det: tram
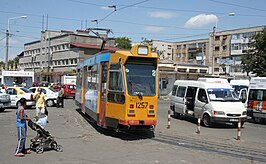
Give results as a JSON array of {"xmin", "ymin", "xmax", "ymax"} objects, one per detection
[{"xmin": 75, "ymin": 44, "xmax": 158, "ymax": 130}]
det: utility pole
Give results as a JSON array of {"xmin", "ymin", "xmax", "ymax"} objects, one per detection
[
  {"xmin": 5, "ymin": 30, "xmax": 9, "ymax": 70},
  {"xmin": 212, "ymin": 26, "xmax": 216, "ymax": 75}
]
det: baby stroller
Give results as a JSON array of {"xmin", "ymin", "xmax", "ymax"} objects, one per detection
[{"xmin": 28, "ymin": 120, "xmax": 63, "ymax": 154}]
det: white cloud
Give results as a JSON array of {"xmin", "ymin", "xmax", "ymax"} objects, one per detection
[
  {"xmin": 100, "ymin": 6, "xmax": 110, "ymax": 10},
  {"xmin": 144, "ymin": 26, "xmax": 165, "ymax": 33},
  {"xmin": 184, "ymin": 14, "xmax": 217, "ymax": 28},
  {"xmin": 148, "ymin": 11, "xmax": 176, "ymax": 19}
]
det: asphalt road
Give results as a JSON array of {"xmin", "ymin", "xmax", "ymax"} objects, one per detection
[{"xmin": 0, "ymin": 99, "xmax": 265, "ymax": 164}]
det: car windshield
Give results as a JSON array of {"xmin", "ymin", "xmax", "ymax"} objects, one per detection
[
  {"xmin": 125, "ymin": 62, "xmax": 156, "ymax": 96},
  {"xmin": 20, "ymin": 88, "xmax": 31, "ymax": 93},
  {"xmin": 48, "ymin": 88, "xmax": 56, "ymax": 92},
  {"xmin": 207, "ymin": 88, "xmax": 239, "ymax": 102}
]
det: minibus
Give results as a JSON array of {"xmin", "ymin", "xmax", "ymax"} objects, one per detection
[{"xmin": 170, "ymin": 80, "xmax": 247, "ymax": 127}]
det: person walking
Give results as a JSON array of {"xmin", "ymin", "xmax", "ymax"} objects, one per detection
[
  {"xmin": 15, "ymin": 99, "xmax": 31, "ymax": 157},
  {"xmin": 1, "ymin": 84, "xmax": 7, "ymax": 93},
  {"xmin": 57, "ymin": 87, "xmax": 64, "ymax": 108},
  {"xmin": 34, "ymin": 87, "xmax": 47, "ymax": 117}
]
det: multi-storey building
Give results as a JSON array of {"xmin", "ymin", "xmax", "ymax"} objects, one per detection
[
  {"xmin": 209, "ymin": 26, "xmax": 265, "ymax": 77},
  {"xmin": 173, "ymin": 39, "xmax": 209, "ymax": 65},
  {"xmin": 149, "ymin": 40, "xmax": 173, "ymax": 60},
  {"xmin": 19, "ymin": 30, "xmax": 116, "ymax": 83}
]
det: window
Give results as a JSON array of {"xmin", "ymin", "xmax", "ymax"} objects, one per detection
[
  {"xmin": 66, "ymin": 59, "xmax": 69, "ymax": 65},
  {"xmin": 222, "ymin": 45, "xmax": 227, "ymax": 51},
  {"xmin": 108, "ymin": 63, "xmax": 123, "ymax": 92},
  {"xmin": 87, "ymin": 64, "xmax": 98, "ymax": 90},
  {"xmin": 160, "ymin": 78, "xmax": 168, "ymax": 89},
  {"xmin": 108, "ymin": 63, "xmax": 125, "ymax": 104},
  {"xmin": 172, "ymin": 85, "xmax": 178, "ymax": 95},
  {"xmin": 215, "ymin": 46, "xmax": 220, "ymax": 51},
  {"xmin": 198, "ymin": 88, "xmax": 208, "ymax": 103},
  {"xmin": 7, "ymin": 88, "xmax": 17, "ymax": 95},
  {"xmin": 215, "ymin": 36, "xmax": 220, "ymax": 41},
  {"xmin": 176, "ymin": 86, "xmax": 186, "ymax": 97}
]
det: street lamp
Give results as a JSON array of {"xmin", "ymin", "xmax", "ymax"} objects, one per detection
[
  {"xmin": 211, "ymin": 13, "xmax": 235, "ymax": 75},
  {"xmin": 215, "ymin": 12, "xmax": 235, "ymax": 31},
  {"xmin": 5, "ymin": 16, "xmax": 27, "ymax": 70}
]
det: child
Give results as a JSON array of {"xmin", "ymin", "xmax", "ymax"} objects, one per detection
[{"xmin": 15, "ymin": 99, "xmax": 31, "ymax": 157}]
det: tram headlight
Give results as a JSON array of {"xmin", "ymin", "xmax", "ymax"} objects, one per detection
[
  {"xmin": 148, "ymin": 110, "xmax": 155, "ymax": 115},
  {"xmin": 128, "ymin": 110, "xmax": 135, "ymax": 115}
]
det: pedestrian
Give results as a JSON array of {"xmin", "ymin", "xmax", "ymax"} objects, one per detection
[
  {"xmin": 57, "ymin": 87, "xmax": 64, "ymax": 108},
  {"xmin": 21, "ymin": 80, "xmax": 27, "ymax": 88},
  {"xmin": 34, "ymin": 87, "xmax": 47, "ymax": 117},
  {"xmin": 15, "ymin": 98, "xmax": 31, "ymax": 157},
  {"xmin": 1, "ymin": 84, "xmax": 7, "ymax": 93}
]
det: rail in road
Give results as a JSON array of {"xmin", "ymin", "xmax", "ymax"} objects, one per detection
[{"xmin": 76, "ymin": 109, "xmax": 266, "ymax": 163}]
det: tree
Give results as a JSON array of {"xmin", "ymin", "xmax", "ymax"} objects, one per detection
[
  {"xmin": 115, "ymin": 37, "xmax": 132, "ymax": 50},
  {"xmin": 241, "ymin": 28, "xmax": 266, "ymax": 76}
]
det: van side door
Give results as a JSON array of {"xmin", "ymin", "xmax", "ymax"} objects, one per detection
[
  {"xmin": 194, "ymin": 88, "xmax": 209, "ymax": 117},
  {"xmin": 175, "ymin": 86, "xmax": 187, "ymax": 114}
]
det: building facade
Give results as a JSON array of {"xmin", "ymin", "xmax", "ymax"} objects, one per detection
[
  {"xmin": 209, "ymin": 26, "xmax": 265, "ymax": 77},
  {"xmin": 149, "ymin": 40, "xmax": 173, "ymax": 60},
  {"xmin": 19, "ymin": 30, "xmax": 116, "ymax": 83}
]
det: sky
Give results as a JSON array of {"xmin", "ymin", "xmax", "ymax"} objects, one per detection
[{"xmin": 0, "ymin": 0, "xmax": 266, "ymax": 61}]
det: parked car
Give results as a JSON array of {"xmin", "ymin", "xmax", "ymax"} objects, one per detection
[
  {"xmin": 29, "ymin": 87, "xmax": 58, "ymax": 107},
  {"xmin": 0, "ymin": 91, "xmax": 11, "ymax": 112},
  {"xmin": 61, "ymin": 84, "xmax": 76, "ymax": 98},
  {"xmin": 52, "ymin": 84, "xmax": 61, "ymax": 92},
  {"xmin": 6, "ymin": 87, "xmax": 35, "ymax": 108}
]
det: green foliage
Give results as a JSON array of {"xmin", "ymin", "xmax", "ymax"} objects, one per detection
[
  {"xmin": 115, "ymin": 37, "xmax": 132, "ymax": 50},
  {"xmin": 241, "ymin": 28, "xmax": 266, "ymax": 76}
]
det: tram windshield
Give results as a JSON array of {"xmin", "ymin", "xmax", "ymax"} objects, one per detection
[{"xmin": 125, "ymin": 62, "xmax": 156, "ymax": 96}]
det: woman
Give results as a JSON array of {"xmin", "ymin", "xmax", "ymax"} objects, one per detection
[{"xmin": 15, "ymin": 99, "xmax": 31, "ymax": 157}]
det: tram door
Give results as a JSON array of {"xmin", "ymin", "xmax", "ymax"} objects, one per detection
[{"xmin": 99, "ymin": 63, "xmax": 108, "ymax": 126}]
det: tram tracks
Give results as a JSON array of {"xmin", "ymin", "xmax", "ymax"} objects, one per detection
[
  {"xmin": 150, "ymin": 132, "xmax": 266, "ymax": 163},
  {"xmin": 76, "ymin": 109, "xmax": 266, "ymax": 162}
]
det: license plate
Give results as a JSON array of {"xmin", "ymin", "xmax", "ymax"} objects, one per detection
[
  {"xmin": 136, "ymin": 102, "xmax": 148, "ymax": 109},
  {"xmin": 229, "ymin": 119, "xmax": 238, "ymax": 122}
]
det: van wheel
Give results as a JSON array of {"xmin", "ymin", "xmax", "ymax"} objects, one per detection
[
  {"xmin": 46, "ymin": 99, "xmax": 54, "ymax": 107},
  {"xmin": 0, "ymin": 108, "xmax": 5, "ymax": 112},
  {"xmin": 203, "ymin": 114, "xmax": 212, "ymax": 127}
]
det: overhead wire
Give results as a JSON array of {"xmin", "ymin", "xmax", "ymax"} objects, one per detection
[{"xmin": 207, "ymin": 0, "xmax": 266, "ymax": 12}]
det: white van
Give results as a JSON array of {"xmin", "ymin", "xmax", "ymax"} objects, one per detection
[
  {"xmin": 240, "ymin": 77, "xmax": 266, "ymax": 123},
  {"xmin": 230, "ymin": 80, "xmax": 249, "ymax": 96},
  {"xmin": 170, "ymin": 80, "xmax": 247, "ymax": 127}
]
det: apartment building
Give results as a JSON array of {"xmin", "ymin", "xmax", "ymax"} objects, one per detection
[
  {"xmin": 149, "ymin": 40, "xmax": 173, "ymax": 60},
  {"xmin": 210, "ymin": 26, "xmax": 265, "ymax": 77},
  {"xmin": 19, "ymin": 29, "xmax": 116, "ymax": 83}
]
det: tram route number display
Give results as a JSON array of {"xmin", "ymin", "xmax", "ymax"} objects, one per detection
[{"xmin": 136, "ymin": 102, "xmax": 148, "ymax": 109}]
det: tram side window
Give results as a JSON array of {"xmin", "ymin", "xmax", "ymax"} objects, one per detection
[
  {"xmin": 108, "ymin": 64, "xmax": 123, "ymax": 92},
  {"xmin": 76, "ymin": 69, "xmax": 82, "ymax": 88},
  {"xmin": 108, "ymin": 63, "xmax": 125, "ymax": 104},
  {"xmin": 87, "ymin": 65, "xmax": 99, "ymax": 90}
]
